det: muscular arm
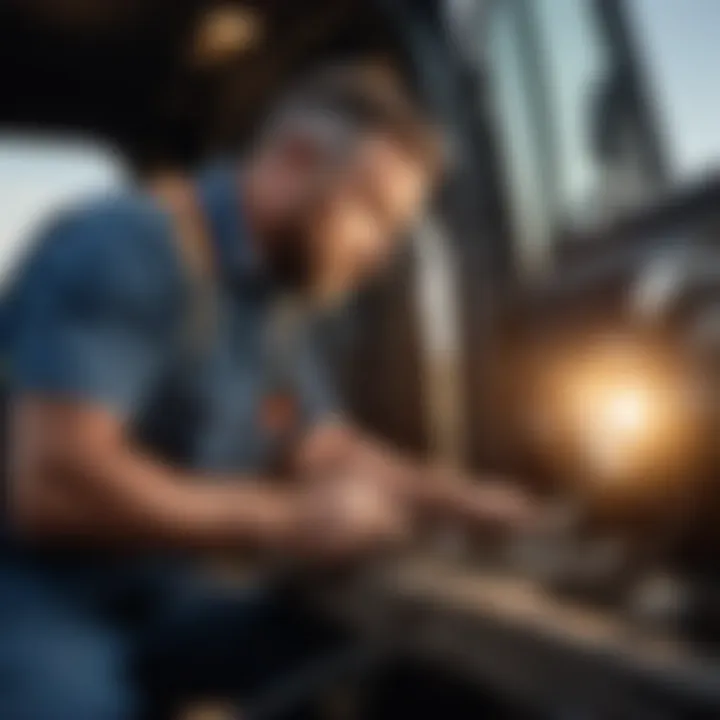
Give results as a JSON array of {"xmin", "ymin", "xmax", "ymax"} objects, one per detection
[{"xmin": 10, "ymin": 399, "xmax": 295, "ymax": 550}]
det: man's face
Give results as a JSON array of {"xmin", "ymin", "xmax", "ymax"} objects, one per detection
[{"xmin": 264, "ymin": 133, "xmax": 432, "ymax": 303}]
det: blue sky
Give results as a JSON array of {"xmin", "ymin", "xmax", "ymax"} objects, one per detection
[{"xmin": 630, "ymin": 0, "xmax": 720, "ymax": 179}]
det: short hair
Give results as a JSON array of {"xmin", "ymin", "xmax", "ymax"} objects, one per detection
[{"xmin": 268, "ymin": 64, "xmax": 445, "ymax": 181}]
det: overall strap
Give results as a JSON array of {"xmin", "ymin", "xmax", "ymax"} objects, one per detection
[{"xmin": 149, "ymin": 175, "xmax": 218, "ymax": 354}]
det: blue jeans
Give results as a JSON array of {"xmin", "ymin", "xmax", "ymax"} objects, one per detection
[{"xmin": 0, "ymin": 550, "xmax": 346, "ymax": 720}]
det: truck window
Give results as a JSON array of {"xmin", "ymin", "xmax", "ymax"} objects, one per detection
[
  {"xmin": 0, "ymin": 135, "xmax": 126, "ymax": 285},
  {"xmin": 485, "ymin": 0, "xmax": 559, "ymax": 275},
  {"xmin": 484, "ymin": 0, "xmax": 720, "ymax": 272},
  {"xmin": 628, "ymin": 0, "xmax": 720, "ymax": 183}
]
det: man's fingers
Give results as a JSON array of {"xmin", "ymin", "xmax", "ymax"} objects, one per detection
[
  {"xmin": 466, "ymin": 482, "xmax": 539, "ymax": 528},
  {"xmin": 292, "ymin": 473, "xmax": 410, "ymax": 565}
]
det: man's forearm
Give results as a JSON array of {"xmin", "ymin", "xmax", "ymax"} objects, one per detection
[{"xmin": 13, "ymin": 448, "xmax": 295, "ymax": 551}]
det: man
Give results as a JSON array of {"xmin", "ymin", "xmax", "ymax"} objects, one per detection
[{"xmin": 0, "ymin": 66, "xmax": 531, "ymax": 719}]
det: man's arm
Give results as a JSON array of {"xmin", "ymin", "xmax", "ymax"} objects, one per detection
[
  {"xmin": 10, "ymin": 398, "xmax": 299, "ymax": 550},
  {"xmin": 11, "ymin": 400, "xmax": 407, "ymax": 557}
]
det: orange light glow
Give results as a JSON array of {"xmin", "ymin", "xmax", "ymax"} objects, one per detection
[
  {"xmin": 529, "ymin": 335, "xmax": 695, "ymax": 491},
  {"xmin": 191, "ymin": 6, "xmax": 263, "ymax": 68}
]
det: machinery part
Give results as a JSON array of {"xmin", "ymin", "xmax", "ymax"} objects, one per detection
[{"xmin": 630, "ymin": 245, "xmax": 720, "ymax": 328}]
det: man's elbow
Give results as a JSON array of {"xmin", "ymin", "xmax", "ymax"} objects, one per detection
[
  {"xmin": 7, "ymin": 399, "xmax": 162, "ymax": 542},
  {"xmin": 7, "ymin": 442, "xmax": 108, "ymax": 541},
  {"xmin": 7, "ymin": 472, "xmax": 78, "ymax": 539}
]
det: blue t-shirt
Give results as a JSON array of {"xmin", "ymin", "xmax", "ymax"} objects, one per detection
[{"xmin": 5, "ymin": 164, "xmax": 337, "ymax": 476}]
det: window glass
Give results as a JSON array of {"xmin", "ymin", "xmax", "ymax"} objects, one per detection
[
  {"xmin": 533, "ymin": 0, "xmax": 610, "ymax": 224},
  {"xmin": 485, "ymin": 0, "xmax": 720, "ymax": 262},
  {"xmin": 0, "ymin": 135, "xmax": 126, "ymax": 284},
  {"xmin": 486, "ymin": 0, "xmax": 554, "ymax": 274},
  {"xmin": 628, "ymin": 0, "xmax": 720, "ymax": 183}
]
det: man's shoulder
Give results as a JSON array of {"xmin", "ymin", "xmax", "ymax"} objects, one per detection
[
  {"xmin": 36, "ymin": 190, "xmax": 179, "ymax": 281},
  {"xmin": 14, "ymin": 190, "xmax": 186, "ymax": 318},
  {"xmin": 55, "ymin": 190, "xmax": 171, "ymax": 249}
]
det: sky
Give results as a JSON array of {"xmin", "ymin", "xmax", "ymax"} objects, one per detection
[
  {"xmin": 0, "ymin": 136, "xmax": 126, "ymax": 283},
  {"xmin": 0, "ymin": 0, "xmax": 718, "ymax": 281},
  {"xmin": 628, "ymin": 0, "xmax": 720, "ymax": 180}
]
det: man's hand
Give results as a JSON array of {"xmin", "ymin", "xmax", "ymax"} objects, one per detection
[
  {"xmin": 292, "ymin": 424, "xmax": 538, "ymax": 544},
  {"xmin": 420, "ymin": 474, "xmax": 537, "ymax": 532},
  {"xmin": 280, "ymin": 472, "xmax": 411, "ymax": 565}
]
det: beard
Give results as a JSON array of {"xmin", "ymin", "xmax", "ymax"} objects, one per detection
[{"xmin": 262, "ymin": 218, "xmax": 317, "ymax": 293}]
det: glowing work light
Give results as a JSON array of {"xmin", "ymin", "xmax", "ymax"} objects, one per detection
[{"xmin": 528, "ymin": 335, "xmax": 697, "ymax": 496}]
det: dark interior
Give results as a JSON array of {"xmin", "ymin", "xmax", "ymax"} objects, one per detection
[{"xmin": 0, "ymin": 0, "xmax": 411, "ymax": 169}]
